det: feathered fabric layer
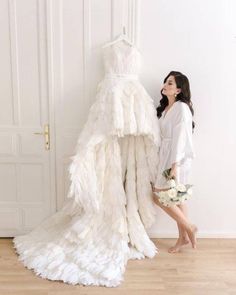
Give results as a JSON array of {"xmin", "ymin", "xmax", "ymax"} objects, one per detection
[
  {"xmin": 13, "ymin": 78, "xmax": 161, "ymax": 287},
  {"xmin": 68, "ymin": 78, "xmax": 160, "ymax": 213}
]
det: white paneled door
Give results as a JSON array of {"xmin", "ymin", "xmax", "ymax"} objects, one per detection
[
  {"xmin": 0, "ymin": 0, "xmax": 56, "ymax": 236},
  {"xmin": 0, "ymin": 0, "xmax": 139, "ymax": 236}
]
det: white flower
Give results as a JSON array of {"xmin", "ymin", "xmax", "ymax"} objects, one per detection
[
  {"xmin": 176, "ymin": 184, "xmax": 187, "ymax": 192},
  {"xmin": 158, "ymin": 191, "xmax": 165, "ymax": 198},
  {"xmin": 187, "ymin": 187, "xmax": 193, "ymax": 195},
  {"xmin": 167, "ymin": 188, "xmax": 177, "ymax": 199},
  {"xmin": 167, "ymin": 179, "xmax": 176, "ymax": 188}
]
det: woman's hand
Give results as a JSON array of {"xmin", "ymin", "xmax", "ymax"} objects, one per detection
[
  {"xmin": 151, "ymin": 182, "xmax": 168, "ymax": 193},
  {"xmin": 150, "ymin": 182, "xmax": 158, "ymax": 193}
]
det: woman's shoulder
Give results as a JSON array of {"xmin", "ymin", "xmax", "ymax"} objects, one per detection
[{"xmin": 175, "ymin": 101, "xmax": 192, "ymax": 120}]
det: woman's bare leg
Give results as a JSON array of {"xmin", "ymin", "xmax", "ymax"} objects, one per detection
[
  {"xmin": 168, "ymin": 204, "xmax": 190, "ymax": 253},
  {"xmin": 153, "ymin": 194, "xmax": 197, "ymax": 249}
]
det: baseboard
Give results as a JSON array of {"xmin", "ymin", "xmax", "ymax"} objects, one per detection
[{"xmin": 148, "ymin": 231, "xmax": 236, "ymax": 239}]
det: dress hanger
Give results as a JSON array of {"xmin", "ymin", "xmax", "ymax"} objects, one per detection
[{"xmin": 102, "ymin": 26, "xmax": 134, "ymax": 48}]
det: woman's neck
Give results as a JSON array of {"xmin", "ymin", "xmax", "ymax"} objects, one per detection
[{"xmin": 167, "ymin": 96, "xmax": 176, "ymax": 106}]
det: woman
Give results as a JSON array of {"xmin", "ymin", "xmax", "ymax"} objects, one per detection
[{"xmin": 152, "ymin": 71, "xmax": 198, "ymax": 253}]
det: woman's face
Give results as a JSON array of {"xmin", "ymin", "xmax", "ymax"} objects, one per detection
[{"xmin": 162, "ymin": 75, "xmax": 181, "ymax": 97}]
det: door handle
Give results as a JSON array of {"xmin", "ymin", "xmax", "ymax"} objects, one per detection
[{"xmin": 34, "ymin": 124, "xmax": 50, "ymax": 150}]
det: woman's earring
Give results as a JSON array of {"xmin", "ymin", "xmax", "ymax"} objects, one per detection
[{"xmin": 174, "ymin": 93, "xmax": 177, "ymax": 98}]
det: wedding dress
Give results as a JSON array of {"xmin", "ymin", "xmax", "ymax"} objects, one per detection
[{"xmin": 13, "ymin": 39, "xmax": 161, "ymax": 287}]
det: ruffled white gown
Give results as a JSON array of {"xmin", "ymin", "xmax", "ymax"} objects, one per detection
[{"xmin": 13, "ymin": 40, "xmax": 161, "ymax": 287}]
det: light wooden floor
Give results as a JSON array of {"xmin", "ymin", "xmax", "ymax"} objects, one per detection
[{"xmin": 0, "ymin": 238, "xmax": 236, "ymax": 295}]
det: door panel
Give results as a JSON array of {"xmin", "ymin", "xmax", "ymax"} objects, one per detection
[
  {"xmin": 0, "ymin": 0, "xmax": 55, "ymax": 237},
  {"xmin": 0, "ymin": 0, "xmax": 138, "ymax": 236}
]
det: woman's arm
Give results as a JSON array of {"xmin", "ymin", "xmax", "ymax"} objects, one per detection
[
  {"xmin": 170, "ymin": 105, "xmax": 193, "ymax": 169},
  {"xmin": 170, "ymin": 162, "xmax": 179, "ymax": 179}
]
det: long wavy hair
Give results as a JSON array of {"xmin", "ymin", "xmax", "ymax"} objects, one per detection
[{"xmin": 156, "ymin": 71, "xmax": 195, "ymax": 130}]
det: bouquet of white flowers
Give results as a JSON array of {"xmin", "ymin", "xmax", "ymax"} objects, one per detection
[{"xmin": 154, "ymin": 168, "xmax": 193, "ymax": 207}]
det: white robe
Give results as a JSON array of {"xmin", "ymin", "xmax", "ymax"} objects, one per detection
[{"xmin": 155, "ymin": 100, "xmax": 195, "ymax": 189}]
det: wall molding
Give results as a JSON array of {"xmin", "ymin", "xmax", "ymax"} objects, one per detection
[
  {"xmin": 8, "ymin": 0, "xmax": 20, "ymax": 125},
  {"xmin": 127, "ymin": 0, "xmax": 140, "ymax": 46}
]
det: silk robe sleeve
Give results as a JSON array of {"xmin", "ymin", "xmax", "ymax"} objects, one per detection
[{"xmin": 170, "ymin": 104, "xmax": 195, "ymax": 166}]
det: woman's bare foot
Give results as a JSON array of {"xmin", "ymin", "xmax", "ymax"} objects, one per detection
[
  {"xmin": 168, "ymin": 237, "xmax": 189, "ymax": 253},
  {"xmin": 186, "ymin": 224, "xmax": 198, "ymax": 249}
]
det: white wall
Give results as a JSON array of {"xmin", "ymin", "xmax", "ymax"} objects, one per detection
[
  {"xmin": 2, "ymin": 0, "xmax": 233, "ymax": 238},
  {"xmin": 138, "ymin": 0, "xmax": 236, "ymax": 238}
]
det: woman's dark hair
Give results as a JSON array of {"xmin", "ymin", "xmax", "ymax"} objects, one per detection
[{"xmin": 156, "ymin": 71, "xmax": 195, "ymax": 130}]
